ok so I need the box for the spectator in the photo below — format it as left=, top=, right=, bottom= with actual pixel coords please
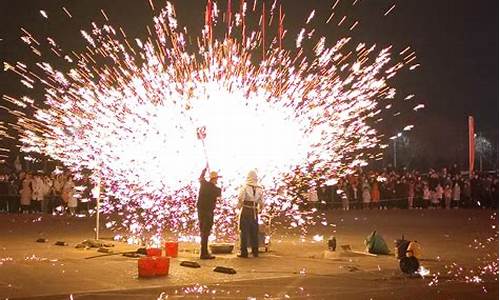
left=7, top=173, right=20, bottom=213
left=351, top=182, right=360, bottom=209
left=370, top=180, right=381, bottom=209
left=407, top=179, right=415, bottom=209
left=452, top=181, right=461, bottom=209
left=20, top=173, right=32, bottom=213
left=31, top=174, right=44, bottom=213
left=422, top=184, right=431, bottom=209
left=41, top=175, right=52, bottom=213
left=341, top=180, right=350, bottom=211
left=435, top=183, right=444, bottom=208
left=462, top=180, right=472, bottom=208
left=53, top=174, right=65, bottom=212
left=361, top=178, right=371, bottom=209
left=444, top=184, right=452, bottom=209
left=62, top=175, right=77, bottom=215
left=470, top=174, right=481, bottom=207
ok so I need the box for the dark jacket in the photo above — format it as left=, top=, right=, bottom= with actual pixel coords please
left=197, top=169, right=221, bottom=216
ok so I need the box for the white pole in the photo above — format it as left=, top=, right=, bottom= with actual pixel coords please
left=93, top=177, right=101, bottom=241
left=96, top=195, right=100, bottom=241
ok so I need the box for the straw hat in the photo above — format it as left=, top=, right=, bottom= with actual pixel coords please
left=209, top=171, right=220, bottom=180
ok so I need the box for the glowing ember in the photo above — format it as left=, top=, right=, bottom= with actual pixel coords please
left=428, top=213, right=498, bottom=289
left=417, top=265, right=430, bottom=277
left=3, top=1, right=421, bottom=243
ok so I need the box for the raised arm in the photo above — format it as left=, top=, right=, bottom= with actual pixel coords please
left=199, top=167, right=207, bottom=182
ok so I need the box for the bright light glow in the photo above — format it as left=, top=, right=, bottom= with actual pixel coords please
left=417, top=265, right=430, bottom=277
left=5, top=2, right=420, bottom=243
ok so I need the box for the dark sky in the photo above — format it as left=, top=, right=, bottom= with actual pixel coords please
left=0, top=0, right=498, bottom=168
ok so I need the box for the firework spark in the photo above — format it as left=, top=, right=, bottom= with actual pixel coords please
left=3, top=1, right=421, bottom=243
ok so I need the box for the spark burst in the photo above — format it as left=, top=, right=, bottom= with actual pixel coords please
left=2, top=1, right=421, bottom=244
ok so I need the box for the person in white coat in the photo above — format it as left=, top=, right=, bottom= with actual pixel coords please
left=62, top=176, right=77, bottom=215
left=31, top=175, right=44, bottom=213
left=41, top=176, right=53, bottom=213
left=237, top=170, right=264, bottom=258
left=361, top=179, right=371, bottom=209
left=20, top=173, right=32, bottom=213
left=53, top=174, right=65, bottom=211
left=452, top=182, right=461, bottom=209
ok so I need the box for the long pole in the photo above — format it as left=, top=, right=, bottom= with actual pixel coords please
left=94, top=177, right=101, bottom=241
left=96, top=196, right=100, bottom=241
left=468, top=116, right=475, bottom=177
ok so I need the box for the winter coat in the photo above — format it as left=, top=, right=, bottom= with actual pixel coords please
left=20, top=179, right=32, bottom=206
left=42, top=179, right=53, bottom=198
left=237, top=184, right=264, bottom=211
left=31, top=177, right=44, bottom=201
left=362, top=183, right=371, bottom=203
left=435, top=185, right=443, bottom=198
left=237, top=171, right=264, bottom=222
left=453, top=184, right=461, bottom=201
left=444, top=187, right=452, bottom=200
left=423, top=186, right=431, bottom=200
left=407, top=182, right=415, bottom=198
left=62, top=180, right=77, bottom=208
left=53, top=177, right=64, bottom=194
left=371, top=183, right=380, bottom=203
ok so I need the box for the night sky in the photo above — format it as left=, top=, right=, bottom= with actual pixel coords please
left=0, top=0, right=498, bottom=169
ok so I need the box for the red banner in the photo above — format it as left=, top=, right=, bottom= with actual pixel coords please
left=468, top=116, right=475, bottom=177
left=205, top=0, right=213, bottom=41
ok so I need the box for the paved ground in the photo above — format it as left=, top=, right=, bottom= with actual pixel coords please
left=0, top=209, right=498, bottom=299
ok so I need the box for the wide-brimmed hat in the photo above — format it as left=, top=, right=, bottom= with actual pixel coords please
left=209, top=171, right=221, bottom=179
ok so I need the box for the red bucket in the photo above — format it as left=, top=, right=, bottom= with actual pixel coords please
left=155, top=256, right=170, bottom=276
left=165, top=241, right=178, bottom=258
left=138, top=257, right=156, bottom=278
left=146, top=248, right=162, bottom=257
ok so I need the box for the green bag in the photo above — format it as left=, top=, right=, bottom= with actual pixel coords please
left=364, top=231, right=390, bottom=255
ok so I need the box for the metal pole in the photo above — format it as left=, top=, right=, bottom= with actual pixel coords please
left=95, top=196, right=100, bottom=241
left=94, top=178, right=101, bottom=241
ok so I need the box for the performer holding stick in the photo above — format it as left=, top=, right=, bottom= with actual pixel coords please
left=196, top=126, right=221, bottom=259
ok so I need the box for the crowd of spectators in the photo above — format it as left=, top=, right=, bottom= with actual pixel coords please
left=0, top=171, right=84, bottom=215
left=0, top=164, right=498, bottom=215
left=311, top=165, right=498, bottom=210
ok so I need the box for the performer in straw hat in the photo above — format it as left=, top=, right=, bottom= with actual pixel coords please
left=197, top=166, right=221, bottom=259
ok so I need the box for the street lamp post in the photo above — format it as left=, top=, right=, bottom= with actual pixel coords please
left=391, top=132, right=403, bottom=169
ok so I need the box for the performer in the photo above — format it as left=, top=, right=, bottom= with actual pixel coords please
left=197, top=166, right=221, bottom=259
left=237, top=170, right=264, bottom=258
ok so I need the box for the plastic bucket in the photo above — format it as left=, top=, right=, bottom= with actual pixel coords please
left=165, top=241, right=178, bottom=258
left=146, top=248, right=162, bottom=257
left=155, top=256, right=170, bottom=276
left=138, top=257, right=156, bottom=278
